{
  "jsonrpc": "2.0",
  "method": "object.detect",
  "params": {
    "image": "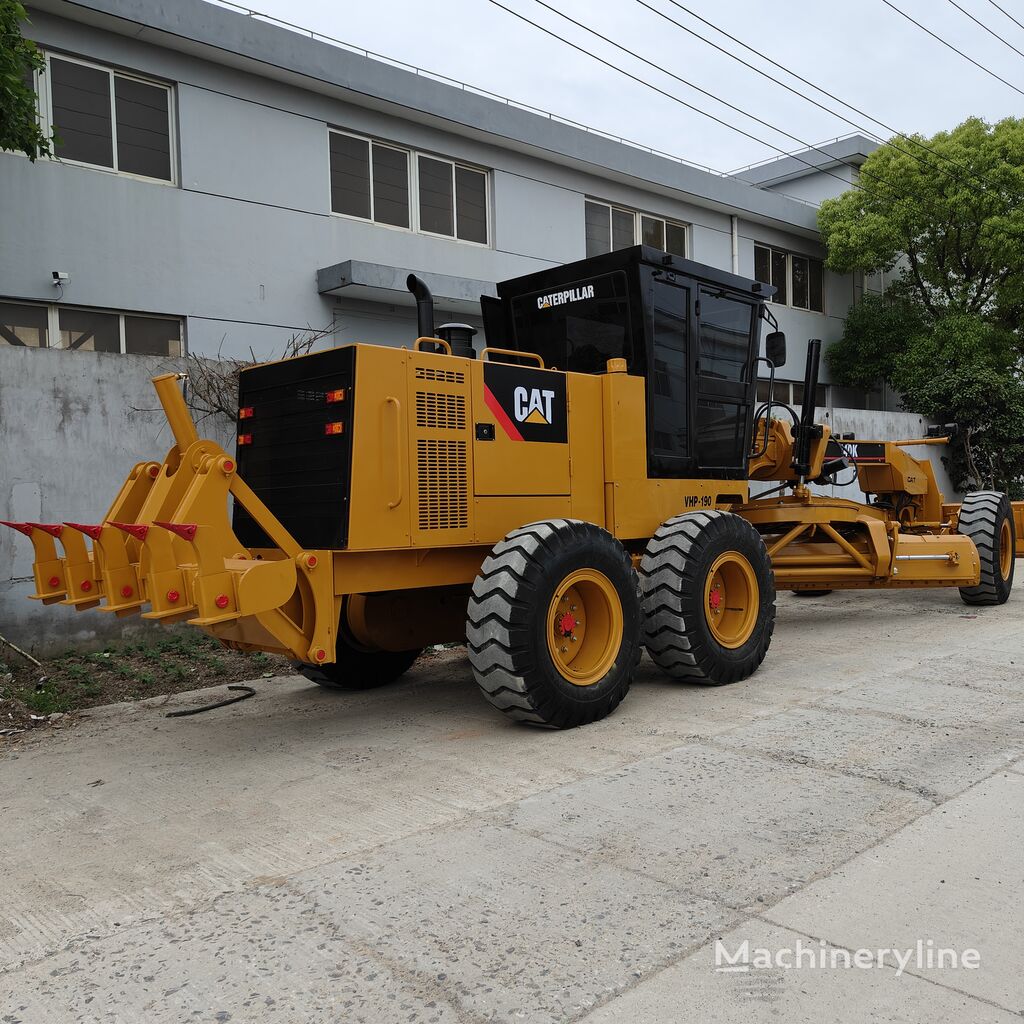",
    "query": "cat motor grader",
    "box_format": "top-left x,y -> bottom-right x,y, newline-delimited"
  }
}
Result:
4,246 -> 1017,728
